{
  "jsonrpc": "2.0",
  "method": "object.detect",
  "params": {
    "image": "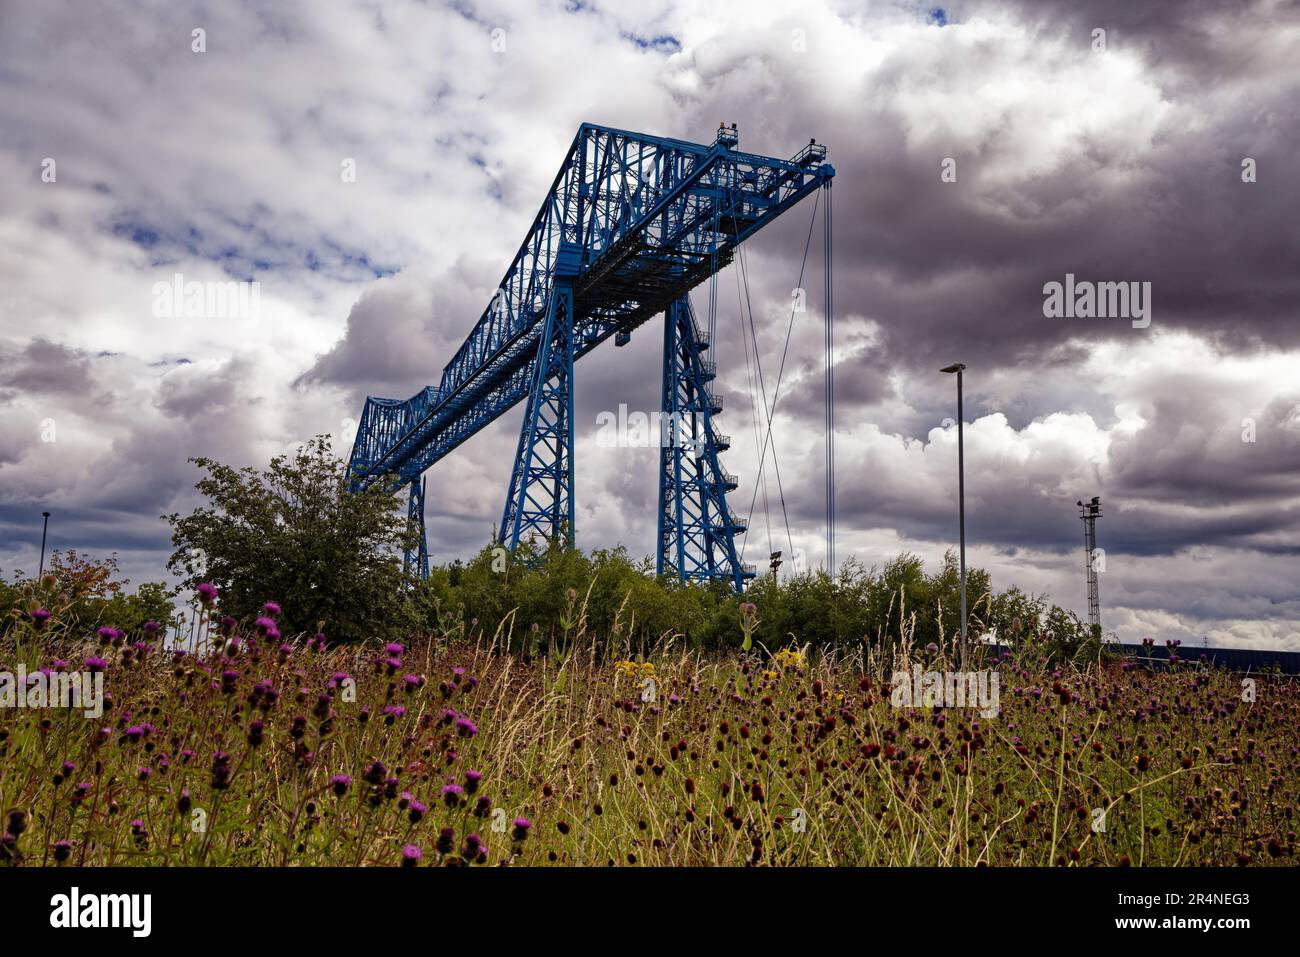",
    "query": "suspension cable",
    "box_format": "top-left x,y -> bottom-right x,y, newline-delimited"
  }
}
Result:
737,242 -> 794,564
734,262 -> 773,556
824,180 -> 834,575
737,189 -> 821,563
